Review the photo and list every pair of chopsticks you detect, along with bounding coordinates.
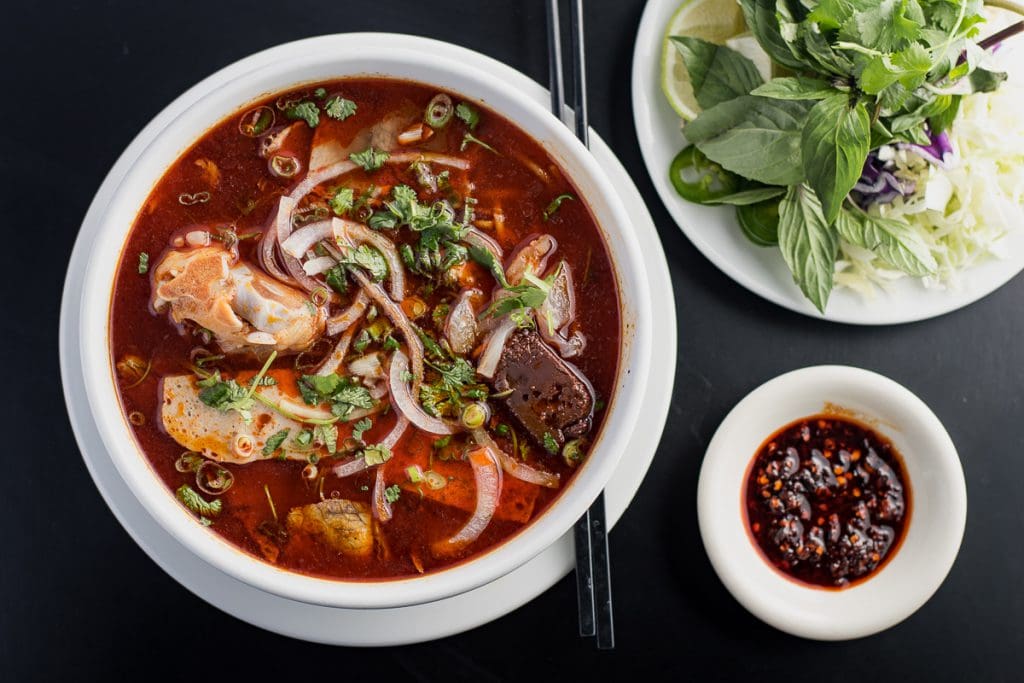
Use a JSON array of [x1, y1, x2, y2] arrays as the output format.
[[545, 0, 614, 650]]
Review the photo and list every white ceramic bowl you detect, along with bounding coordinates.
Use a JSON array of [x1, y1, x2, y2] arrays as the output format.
[[76, 34, 653, 610], [697, 366, 966, 640]]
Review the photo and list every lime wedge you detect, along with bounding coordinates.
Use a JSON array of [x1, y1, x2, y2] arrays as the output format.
[[660, 0, 752, 120]]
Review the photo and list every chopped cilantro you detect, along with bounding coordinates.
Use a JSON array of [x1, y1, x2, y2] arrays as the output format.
[[325, 96, 357, 120], [325, 264, 348, 295], [176, 484, 222, 518], [455, 102, 480, 129], [352, 417, 372, 443], [262, 429, 290, 456], [350, 146, 389, 172], [313, 423, 338, 454], [363, 444, 392, 466], [197, 372, 254, 423], [460, 132, 497, 154], [384, 484, 402, 504], [329, 187, 354, 216], [297, 372, 375, 419], [353, 329, 372, 354], [340, 244, 389, 282], [313, 87, 327, 99], [543, 432, 559, 455], [294, 429, 314, 447], [285, 101, 320, 128], [137, 252, 149, 275]]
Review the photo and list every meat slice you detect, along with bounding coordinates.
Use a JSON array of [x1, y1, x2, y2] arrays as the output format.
[[286, 499, 374, 557], [492, 328, 595, 448]]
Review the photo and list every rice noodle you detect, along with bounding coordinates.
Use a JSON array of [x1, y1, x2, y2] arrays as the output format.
[[327, 290, 370, 336], [463, 227, 504, 262], [476, 316, 517, 379], [340, 221, 405, 301], [388, 349, 457, 435], [323, 239, 425, 394], [260, 196, 296, 284], [471, 427, 560, 488], [431, 446, 502, 554], [303, 255, 337, 276]]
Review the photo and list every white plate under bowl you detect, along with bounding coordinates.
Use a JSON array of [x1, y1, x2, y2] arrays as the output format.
[[60, 33, 677, 645], [697, 366, 966, 640], [631, 0, 1024, 325]]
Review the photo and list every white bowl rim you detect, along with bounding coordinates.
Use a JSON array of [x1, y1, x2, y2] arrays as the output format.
[[77, 34, 653, 609], [697, 365, 967, 640]]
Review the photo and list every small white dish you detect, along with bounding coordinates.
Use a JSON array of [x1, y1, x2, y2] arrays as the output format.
[[697, 365, 966, 640], [631, 0, 1024, 325]]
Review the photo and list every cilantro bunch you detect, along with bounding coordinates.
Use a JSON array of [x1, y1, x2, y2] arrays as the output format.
[[672, 0, 1015, 311]]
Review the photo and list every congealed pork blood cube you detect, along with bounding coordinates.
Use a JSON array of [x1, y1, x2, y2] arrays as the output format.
[[492, 329, 595, 448]]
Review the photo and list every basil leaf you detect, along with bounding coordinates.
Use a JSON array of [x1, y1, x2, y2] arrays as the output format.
[[701, 187, 786, 206], [685, 96, 810, 186], [669, 36, 764, 110], [835, 209, 937, 276], [751, 77, 836, 101], [801, 94, 870, 225], [777, 184, 838, 313], [738, 0, 808, 71]]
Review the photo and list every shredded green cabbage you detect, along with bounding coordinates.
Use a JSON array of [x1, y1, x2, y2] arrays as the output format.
[[835, 63, 1024, 297]]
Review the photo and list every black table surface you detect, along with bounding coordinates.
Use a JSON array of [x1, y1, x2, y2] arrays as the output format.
[[6, 0, 1022, 680]]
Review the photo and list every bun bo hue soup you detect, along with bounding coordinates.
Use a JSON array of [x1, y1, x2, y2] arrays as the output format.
[[110, 79, 621, 579]]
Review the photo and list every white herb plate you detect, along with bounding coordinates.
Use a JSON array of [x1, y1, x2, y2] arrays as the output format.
[[632, 0, 1024, 325], [60, 33, 676, 646]]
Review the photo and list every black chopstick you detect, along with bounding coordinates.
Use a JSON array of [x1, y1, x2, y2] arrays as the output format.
[[546, 0, 614, 650]]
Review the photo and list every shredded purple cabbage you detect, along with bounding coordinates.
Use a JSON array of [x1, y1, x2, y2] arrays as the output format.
[[852, 130, 955, 208]]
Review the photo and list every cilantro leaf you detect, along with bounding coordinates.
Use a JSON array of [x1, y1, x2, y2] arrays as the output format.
[[137, 252, 149, 274], [384, 484, 401, 504], [285, 101, 320, 128], [543, 432, 559, 454], [324, 96, 357, 120], [460, 132, 498, 154], [352, 417, 372, 443], [197, 372, 255, 423], [350, 147, 390, 172], [329, 187, 354, 216], [262, 429, 290, 456], [313, 423, 338, 454], [176, 484, 222, 518], [341, 244, 389, 282], [455, 102, 480, 129], [363, 444, 392, 466]]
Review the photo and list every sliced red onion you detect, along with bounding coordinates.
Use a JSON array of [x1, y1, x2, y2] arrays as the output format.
[[537, 261, 585, 359], [339, 220, 405, 301], [372, 466, 393, 522], [326, 290, 370, 336], [260, 196, 296, 284], [432, 446, 501, 555], [471, 428, 560, 488], [280, 219, 342, 259], [463, 227, 504, 262], [316, 324, 360, 376], [505, 234, 557, 285], [303, 255, 337, 276], [324, 239, 424, 393], [388, 151, 470, 171], [287, 160, 358, 207], [389, 349, 457, 435], [444, 288, 481, 355], [476, 316, 517, 380], [382, 414, 410, 450], [275, 197, 325, 295], [332, 455, 371, 478]]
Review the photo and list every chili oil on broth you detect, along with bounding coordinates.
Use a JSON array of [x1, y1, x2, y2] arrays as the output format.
[[109, 77, 621, 580]]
